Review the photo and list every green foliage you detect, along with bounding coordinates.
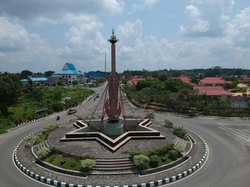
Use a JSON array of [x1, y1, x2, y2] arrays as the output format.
[[37, 147, 49, 158], [174, 145, 185, 153], [72, 80, 79, 86], [43, 123, 56, 132], [150, 155, 160, 164], [162, 144, 174, 153], [69, 160, 77, 167], [52, 86, 63, 104], [146, 113, 155, 119], [133, 154, 150, 170], [15, 118, 20, 124], [20, 70, 33, 79], [165, 119, 173, 128], [0, 74, 23, 115], [165, 78, 192, 92], [44, 70, 55, 77], [173, 127, 187, 139], [50, 154, 56, 162], [27, 135, 40, 145], [80, 159, 95, 171], [169, 150, 179, 159], [82, 154, 95, 160], [130, 151, 143, 157]]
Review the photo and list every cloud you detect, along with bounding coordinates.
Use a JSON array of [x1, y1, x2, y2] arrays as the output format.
[[132, 0, 162, 12], [181, 0, 235, 37], [225, 7, 250, 48], [0, 0, 124, 24]]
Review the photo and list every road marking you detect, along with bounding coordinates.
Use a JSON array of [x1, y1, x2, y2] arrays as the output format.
[[220, 127, 250, 142]]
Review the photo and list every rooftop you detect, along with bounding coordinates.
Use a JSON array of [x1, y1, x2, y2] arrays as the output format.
[[194, 86, 233, 96], [200, 77, 226, 84]]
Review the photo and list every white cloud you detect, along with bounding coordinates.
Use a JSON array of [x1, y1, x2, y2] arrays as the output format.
[[181, 0, 235, 37], [0, 17, 58, 72], [132, 0, 161, 12], [0, 0, 124, 24]]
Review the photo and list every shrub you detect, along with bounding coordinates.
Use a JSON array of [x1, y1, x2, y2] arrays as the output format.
[[133, 154, 150, 170], [165, 119, 173, 128], [15, 118, 20, 125], [152, 148, 162, 156], [37, 147, 49, 158], [130, 151, 137, 157], [145, 150, 154, 157], [150, 155, 160, 165], [82, 154, 95, 160], [43, 123, 56, 132], [163, 144, 174, 153], [173, 127, 187, 139], [28, 115, 33, 121], [19, 117, 23, 123], [27, 135, 39, 145], [81, 159, 95, 171], [169, 150, 179, 159], [174, 145, 185, 153], [31, 114, 35, 119], [49, 146, 58, 153], [146, 113, 155, 119], [50, 154, 56, 162]]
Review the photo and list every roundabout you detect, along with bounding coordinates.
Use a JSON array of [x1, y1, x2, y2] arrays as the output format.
[[13, 119, 208, 186]]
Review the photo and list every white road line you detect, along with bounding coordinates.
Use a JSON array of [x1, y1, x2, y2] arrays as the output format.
[[220, 127, 250, 142]]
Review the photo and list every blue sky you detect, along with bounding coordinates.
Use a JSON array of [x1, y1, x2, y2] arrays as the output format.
[[0, 0, 250, 73]]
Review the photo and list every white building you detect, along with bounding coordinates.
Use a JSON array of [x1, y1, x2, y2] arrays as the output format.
[[52, 63, 84, 84]]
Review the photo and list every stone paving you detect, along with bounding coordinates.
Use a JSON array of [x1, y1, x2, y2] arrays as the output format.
[[17, 120, 205, 186]]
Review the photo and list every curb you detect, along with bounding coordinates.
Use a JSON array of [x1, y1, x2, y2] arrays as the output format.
[[13, 125, 208, 187]]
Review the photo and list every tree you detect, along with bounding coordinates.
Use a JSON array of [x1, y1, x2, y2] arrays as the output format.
[[150, 155, 160, 165], [25, 77, 36, 98], [57, 80, 65, 86], [44, 70, 55, 77], [204, 66, 222, 77], [72, 80, 79, 86], [52, 86, 63, 104], [20, 70, 33, 79], [165, 78, 192, 92], [158, 73, 168, 82], [0, 74, 23, 115], [174, 145, 185, 153]]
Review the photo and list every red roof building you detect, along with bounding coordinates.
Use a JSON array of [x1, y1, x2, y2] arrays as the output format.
[[241, 77, 250, 84], [194, 86, 233, 96], [198, 77, 230, 87]]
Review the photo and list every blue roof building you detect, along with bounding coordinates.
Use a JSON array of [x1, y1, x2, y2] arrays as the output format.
[[52, 63, 84, 84], [85, 71, 104, 79]]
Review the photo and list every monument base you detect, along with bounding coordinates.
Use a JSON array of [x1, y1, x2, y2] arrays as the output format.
[[104, 122, 124, 136]]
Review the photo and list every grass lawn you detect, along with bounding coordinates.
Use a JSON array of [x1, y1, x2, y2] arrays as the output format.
[[43, 154, 82, 171]]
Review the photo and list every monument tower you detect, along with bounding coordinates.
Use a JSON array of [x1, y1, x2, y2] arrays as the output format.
[[103, 29, 123, 135]]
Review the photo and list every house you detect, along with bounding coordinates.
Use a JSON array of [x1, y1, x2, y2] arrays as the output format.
[[52, 63, 84, 84], [194, 86, 233, 97], [21, 74, 48, 84], [198, 77, 231, 87], [44, 77, 67, 86]]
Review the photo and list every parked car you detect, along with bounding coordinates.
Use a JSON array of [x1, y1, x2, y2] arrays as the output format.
[[96, 93, 100, 98], [67, 108, 77, 115], [188, 110, 195, 116]]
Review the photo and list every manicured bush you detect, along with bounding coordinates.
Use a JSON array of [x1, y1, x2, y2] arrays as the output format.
[[49, 146, 58, 153], [43, 123, 56, 132], [165, 119, 173, 128], [37, 147, 49, 158], [145, 150, 154, 157], [19, 117, 23, 123], [130, 151, 143, 157], [81, 159, 95, 171], [82, 154, 95, 160], [15, 118, 20, 125], [173, 127, 187, 139], [50, 154, 56, 162], [27, 135, 40, 145], [169, 150, 179, 159], [150, 155, 160, 165], [174, 145, 185, 153], [28, 115, 33, 121], [162, 144, 174, 153], [133, 154, 150, 170]]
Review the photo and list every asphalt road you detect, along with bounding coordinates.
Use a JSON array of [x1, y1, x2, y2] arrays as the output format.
[[1, 83, 250, 187]]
